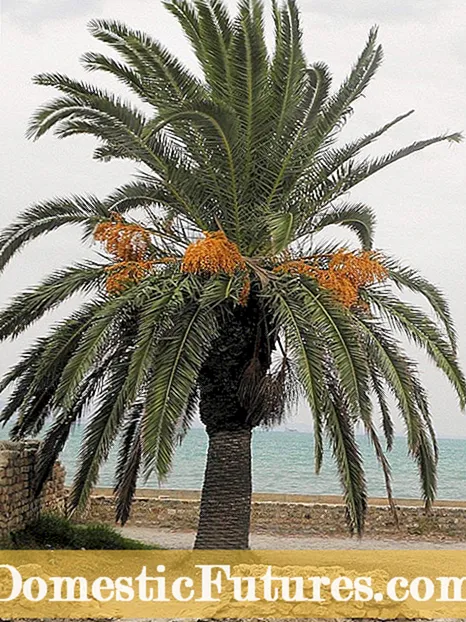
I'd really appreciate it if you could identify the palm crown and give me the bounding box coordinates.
[0,0,464,537]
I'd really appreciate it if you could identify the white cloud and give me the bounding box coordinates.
[299,0,458,22]
[2,0,105,26]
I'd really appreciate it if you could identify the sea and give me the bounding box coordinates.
[2,425,465,500]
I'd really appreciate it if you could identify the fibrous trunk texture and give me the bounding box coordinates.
[194,428,252,549]
[194,303,271,549]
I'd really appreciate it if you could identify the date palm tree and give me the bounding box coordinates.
[0,0,464,549]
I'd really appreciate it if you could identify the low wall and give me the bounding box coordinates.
[86,492,466,541]
[0,440,66,540]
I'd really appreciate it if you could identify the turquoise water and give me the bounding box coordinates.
[3,425,465,500]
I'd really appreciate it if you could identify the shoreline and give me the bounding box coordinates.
[84,489,466,543]
[92,487,466,509]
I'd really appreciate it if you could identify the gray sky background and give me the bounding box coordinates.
[1,0,465,437]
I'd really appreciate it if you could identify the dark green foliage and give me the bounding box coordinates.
[6,514,158,550]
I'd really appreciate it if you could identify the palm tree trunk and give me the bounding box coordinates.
[194,428,252,549]
[194,302,272,549]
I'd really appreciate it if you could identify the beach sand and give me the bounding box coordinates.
[120,525,466,549]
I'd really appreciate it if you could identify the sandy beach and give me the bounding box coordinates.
[120,525,466,550]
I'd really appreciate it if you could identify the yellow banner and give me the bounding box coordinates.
[1,550,466,618]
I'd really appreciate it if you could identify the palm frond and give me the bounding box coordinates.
[89,17,203,110]
[53,301,132,411]
[295,110,415,219]
[314,27,383,140]
[6,302,102,435]
[0,263,105,342]
[383,256,457,351]
[368,290,466,407]
[364,420,398,524]
[0,338,49,396]
[114,403,144,525]
[270,0,307,139]
[267,281,328,474]
[228,0,270,190]
[369,365,394,450]
[301,279,373,422]
[192,0,234,101]
[142,286,219,479]
[33,352,111,494]
[68,316,139,513]
[266,211,295,254]
[174,386,200,444]
[311,202,376,248]
[356,315,438,507]
[357,315,423,447]
[324,377,367,535]
[311,133,462,208]
[0,195,108,273]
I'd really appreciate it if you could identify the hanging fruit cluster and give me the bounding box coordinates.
[181,231,246,275]
[94,214,152,261]
[181,231,251,305]
[94,214,154,294]
[275,249,388,308]
[94,219,385,309]
[103,260,154,295]
[238,275,251,306]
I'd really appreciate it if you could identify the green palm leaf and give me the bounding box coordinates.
[324,380,367,535]
[68,314,140,513]
[368,290,466,407]
[311,202,376,249]
[114,403,144,525]
[143,294,219,479]
[0,263,105,341]
[356,316,437,506]
[384,256,457,351]
[0,195,109,273]
[301,279,372,422]
[268,281,327,472]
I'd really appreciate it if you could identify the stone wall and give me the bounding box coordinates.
[0,440,66,540]
[86,494,466,541]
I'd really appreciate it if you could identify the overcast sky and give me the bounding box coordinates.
[1,0,465,438]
